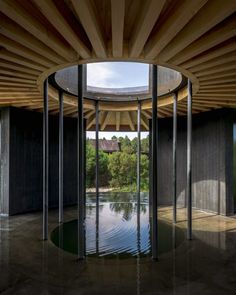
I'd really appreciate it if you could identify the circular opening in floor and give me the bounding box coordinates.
[51,193,184,259]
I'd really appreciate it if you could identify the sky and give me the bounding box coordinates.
[86,62,149,139]
[87,62,149,88]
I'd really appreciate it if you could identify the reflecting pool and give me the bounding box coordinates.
[51,192,184,258]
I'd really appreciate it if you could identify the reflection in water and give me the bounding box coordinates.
[51,193,184,258]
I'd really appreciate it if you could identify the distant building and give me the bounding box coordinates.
[89,139,121,154]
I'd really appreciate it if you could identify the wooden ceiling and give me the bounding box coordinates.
[0,0,236,130]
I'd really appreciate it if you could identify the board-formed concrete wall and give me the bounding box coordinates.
[0,107,77,215]
[157,109,234,215]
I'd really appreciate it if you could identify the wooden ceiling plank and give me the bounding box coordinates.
[196,61,236,77]
[0,69,37,80]
[0,0,76,61]
[0,34,55,67]
[199,70,236,81]
[85,110,95,119]
[130,0,166,58]
[169,14,236,65]
[0,49,46,71]
[157,0,236,62]
[0,14,67,64]
[111,0,125,58]
[0,75,36,84]
[142,110,151,119]
[116,111,121,131]
[0,60,41,76]
[196,93,236,98]
[140,114,149,130]
[32,0,91,59]
[145,0,207,59]
[200,84,236,89]
[181,39,236,69]
[0,81,37,88]
[126,111,135,131]
[87,117,96,130]
[71,0,107,58]
[101,111,110,130]
[190,51,236,73]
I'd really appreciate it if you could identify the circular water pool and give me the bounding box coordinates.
[51,193,184,258]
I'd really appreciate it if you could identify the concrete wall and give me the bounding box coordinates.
[157,109,234,215]
[0,107,77,215]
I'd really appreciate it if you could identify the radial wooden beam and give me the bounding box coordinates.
[85,109,95,119]
[0,81,37,88]
[116,111,121,131]
[101,111,110,130]
[199,70,236,81]
[126,111,135,131]
[189,51,236,73]
[0,76,36,84]
[170,14,236,65]
[0,0,76,61]
[145,0,207,59]
[71,0,107,58]
[142,110,152,119]
[140,114,149,130]
[181,39,236,69]
[0,69,37,80]
[200,84,236,90]
[0,49,46,71]
[32,0,91,59]
[200,76,236,85]
[195,62,236,77]
[0,13,67,64]
[129,0,166,58]
[111,0,125,58]
[157,0,236,62]
[0,60,41,76]
[0,34,55,67]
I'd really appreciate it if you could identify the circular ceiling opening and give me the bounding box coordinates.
[54,62,183,102]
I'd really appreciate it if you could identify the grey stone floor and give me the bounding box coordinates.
[1,206,236,294]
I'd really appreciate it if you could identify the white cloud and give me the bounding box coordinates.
[87,62,121,88]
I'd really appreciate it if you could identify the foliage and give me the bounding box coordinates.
[86,136,149,192]
[86,141,110,187]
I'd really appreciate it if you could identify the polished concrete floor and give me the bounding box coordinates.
[1,206,236,294]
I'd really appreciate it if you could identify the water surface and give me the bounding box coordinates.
[51,192,184,258]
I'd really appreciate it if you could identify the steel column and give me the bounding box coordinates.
[151,65,158,260]
[137,101,141,200]
[59,90,63,223]
[149,119,152,210]
[43,79,48,240]
[187,79,192,240]
[95,100,99,212]
[173,93,177,224]
[95,100,99,254]
[78,65,85,259]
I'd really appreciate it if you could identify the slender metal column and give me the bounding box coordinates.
[59,90,63,223]
[95,100,99,254]
[83,118,87,215]
[137,100,141,200]
[95,101,99,212]
[173,93,177,224]
[149,119,152,210]
[151,65,158,260]
[43,78,48,240]
[78,65,85,259]
[187,79,192,240]
[83,118,87,253]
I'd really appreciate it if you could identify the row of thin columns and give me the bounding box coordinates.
[42,64,193,260]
